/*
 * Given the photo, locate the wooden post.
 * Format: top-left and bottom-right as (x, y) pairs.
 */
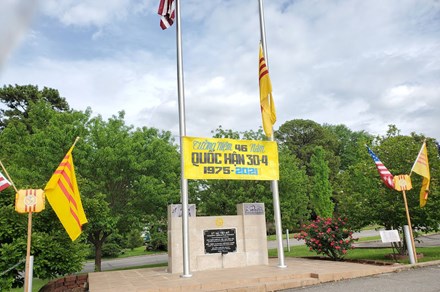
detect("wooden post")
(24, 211), (33, 292)
(402, 190), (417, 262)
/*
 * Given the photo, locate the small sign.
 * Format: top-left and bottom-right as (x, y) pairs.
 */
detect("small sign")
(380, 230), (400, 243)
(204, 228), (237, 254)
(170, 204), (196, 218)
(243, 203), (265, 215)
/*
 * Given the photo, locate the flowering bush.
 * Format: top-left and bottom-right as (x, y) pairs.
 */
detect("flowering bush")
(294, 217), (356, 260)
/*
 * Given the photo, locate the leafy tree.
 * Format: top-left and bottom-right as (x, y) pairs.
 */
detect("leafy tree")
(309, 146), (334, 218)
(0, 101), (88, 289)
(82, 193), (116, 272)
(0, 98), (181, 278)
(275, 119), (340, 180)
(78, 113), (180, 271)
(196, 127), (310, 232)
(277, 148), (310, 231)
(0, 84), (69, 131)
(324, 124), (372, 171)
(335, 127), (440, 254)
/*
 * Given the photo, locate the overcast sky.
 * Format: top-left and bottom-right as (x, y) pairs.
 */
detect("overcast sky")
(1, 0), (439, 141)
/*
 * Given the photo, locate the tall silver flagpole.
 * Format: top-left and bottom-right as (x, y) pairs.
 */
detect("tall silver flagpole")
(175, 0), (192, 277)
(258, 0), (286, 268)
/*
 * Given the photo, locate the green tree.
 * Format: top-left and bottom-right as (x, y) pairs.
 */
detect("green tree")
(196, 127), (310, 232)
(335, 128), (440, 254)
(309, 146), (334, 218)
(275, 119), (340, 180)
(324, 124), (372, 171)
(0, 84), (69, 131)
(0, 101), (88, 289)
(278, 148), (310, 230)
(82, 194), (116, 272)
(78, 113), (180, 271)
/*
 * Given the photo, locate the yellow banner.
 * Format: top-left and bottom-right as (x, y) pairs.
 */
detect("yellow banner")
(183, 137), (279, 180)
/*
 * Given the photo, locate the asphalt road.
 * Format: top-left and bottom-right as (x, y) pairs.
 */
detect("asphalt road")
(281, 264), (440, 292)
(81, 253), (168, 273)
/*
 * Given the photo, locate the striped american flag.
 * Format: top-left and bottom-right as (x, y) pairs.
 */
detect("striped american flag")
(0, 171), (11, 192)
(367, 146), (395, 189)
(158, 0), (175, 30)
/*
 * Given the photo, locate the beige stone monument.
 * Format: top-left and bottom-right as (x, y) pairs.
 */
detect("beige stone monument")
(167, 203), (268, 274)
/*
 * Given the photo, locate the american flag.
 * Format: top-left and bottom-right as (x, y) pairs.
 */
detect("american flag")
(158, 0), (175, 30)
(367, 146), (395, 189)
(0, 171), (11, 192)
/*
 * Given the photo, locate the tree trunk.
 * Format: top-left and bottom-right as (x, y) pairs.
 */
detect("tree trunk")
(94, 241), (103, 272)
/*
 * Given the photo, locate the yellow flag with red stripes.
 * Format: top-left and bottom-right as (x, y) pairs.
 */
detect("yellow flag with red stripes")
(259, 44), (276, 137)
(45, 145), (87, 240)
(411, 141), (430, 207)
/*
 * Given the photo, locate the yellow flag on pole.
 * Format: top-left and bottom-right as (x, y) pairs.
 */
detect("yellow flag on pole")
(45, 145), (87, 240)
(411, 141), (430, 207)
(259, 44), (276, 137)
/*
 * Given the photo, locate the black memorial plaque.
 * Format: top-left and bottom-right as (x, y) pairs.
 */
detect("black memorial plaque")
(204, 228), (237, 254)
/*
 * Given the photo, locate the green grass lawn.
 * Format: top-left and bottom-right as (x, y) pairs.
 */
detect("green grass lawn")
(118, 246), (164, 258)
(266, 224), (384, 242)
(355, 235), (381, 242)
(269, 245), (440, 265)
(9, 278), (47, 292)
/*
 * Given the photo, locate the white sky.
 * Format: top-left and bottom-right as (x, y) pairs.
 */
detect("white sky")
(1, 0), (439, 140)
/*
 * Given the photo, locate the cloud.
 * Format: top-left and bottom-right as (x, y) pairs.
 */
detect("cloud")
(1, 0), (439, 141)
(41, 0), (133, 27)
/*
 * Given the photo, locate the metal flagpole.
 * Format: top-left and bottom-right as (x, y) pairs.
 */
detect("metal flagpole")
(175, 0), (192, 277)
(258, 0), (286, 268)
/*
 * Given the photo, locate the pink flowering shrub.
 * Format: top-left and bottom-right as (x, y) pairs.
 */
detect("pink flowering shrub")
(294, 217), (356, 260)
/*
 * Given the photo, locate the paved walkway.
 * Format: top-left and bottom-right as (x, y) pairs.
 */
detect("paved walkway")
(87, 233), (440, 291)
(88, 257), (401, 292)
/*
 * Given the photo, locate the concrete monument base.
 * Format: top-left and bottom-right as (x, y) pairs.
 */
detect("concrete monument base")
(167, 203), (268, 274)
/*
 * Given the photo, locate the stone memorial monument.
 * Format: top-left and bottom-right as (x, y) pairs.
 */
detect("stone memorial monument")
(167, 203), (268, 273)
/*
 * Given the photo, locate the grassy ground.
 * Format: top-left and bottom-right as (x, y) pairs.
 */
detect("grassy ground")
(268, 245), (440, 265)
(117, 246), (162, 258)
(9, 278), (47, 292)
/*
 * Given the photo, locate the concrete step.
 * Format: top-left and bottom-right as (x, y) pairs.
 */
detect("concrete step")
(189, 273), (319, 291)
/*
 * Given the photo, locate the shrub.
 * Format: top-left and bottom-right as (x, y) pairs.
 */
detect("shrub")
(147, 232), (167, 251)
(101, 243), (122, 258)
(294, 217), (356, 260)
(126, 229), (144, 250)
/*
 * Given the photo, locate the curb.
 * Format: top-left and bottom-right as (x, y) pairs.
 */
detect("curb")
(392, 259), (440, 273)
